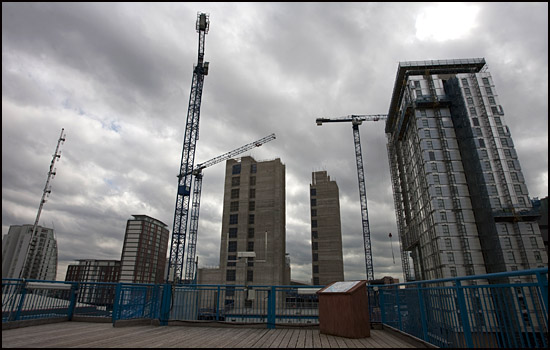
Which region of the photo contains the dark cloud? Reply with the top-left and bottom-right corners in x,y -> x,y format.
2,3 -> 547,283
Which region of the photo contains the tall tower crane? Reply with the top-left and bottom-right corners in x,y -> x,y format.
316,114 -> 387,281
20,128 -> 66,279
184,133 -> 276,282
167,13 -> 210,283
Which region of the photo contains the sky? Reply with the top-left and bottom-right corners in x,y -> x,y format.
2,2 -> 548,283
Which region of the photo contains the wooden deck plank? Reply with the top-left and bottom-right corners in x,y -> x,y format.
268,328 -> 289,348
2,322 -> 428,348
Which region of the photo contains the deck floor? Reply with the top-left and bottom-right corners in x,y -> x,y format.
2,321 -> 426,348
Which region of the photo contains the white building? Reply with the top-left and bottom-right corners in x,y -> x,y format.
386,58 -> 548,282
2,224 -> 58,280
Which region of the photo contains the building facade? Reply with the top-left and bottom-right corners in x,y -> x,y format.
198,156 -> 289,287
310,171 -> 344,285
386,58 -> 548,282
65,259 -> 121,283
2,224 -> 58,280
119,215 -> 169,284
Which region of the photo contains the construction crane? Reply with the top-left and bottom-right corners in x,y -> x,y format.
316,114 -> 388,281
183,133 -> 277,282
167,12 -> 210,283
20,128 -> 66,279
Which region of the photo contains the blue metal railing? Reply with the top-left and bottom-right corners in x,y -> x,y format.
367,267 -> 548,348
3,268 -> 547,348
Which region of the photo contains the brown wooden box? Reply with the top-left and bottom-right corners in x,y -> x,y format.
316,280 -> 370,338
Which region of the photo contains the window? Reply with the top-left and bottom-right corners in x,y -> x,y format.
488,96 -> 496,105
433,174 -> 440,184
485,87 -> 493,95
447,252 -> 455,263
438,199 -> 445,209
534,251 -> 542,263
248,228 -> 254,238
510,172 -> 519,182
230,201 -> 239,212
445,238 -> 452,250
472,118 -> 479,126
311,209 -> 317,217
424,130 -> 431,138
467,97 -> 474,105
312,220 -> 317,228
229,214 -> 238,225
228,241 -> 237,252
529,237 -> 538,248
310,188 -> 316,196
312,242 -> 318,250
429,152 -> 436,161
450,267 -> 457,277
250,163 -> 257,173
226,270 -> 236,281
229,228 -> 238,238
312,231 -> 318,239
313,253 -> 318,262
231,188 -> 239,199
507,251 -> 516,263
514,184 -> 522,195
461,78 -> 469,86
311,198 -> 317,207
478,138 -> 485,148
435,187 -> 443,196
249,201 -> 255,211
232,177 -> 240,186
232,164 -> 241,175
249,188 -> 255,199
249,214 -> 255,225
247,241 -> 254,252
427,141 -> 433,149
482,77 -> 490,85
464,87 -> 471,95
469,107 -> 477,116
313,265 -> 319,274
442,225 -> 450,236
247,270 -> 254,282
491,106 -> 499,115
250,176 -> 256,186
440,212 -> 447,222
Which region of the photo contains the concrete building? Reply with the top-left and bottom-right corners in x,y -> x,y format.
386,58 -> 548,282
65,259 -> 121,283
198,156 -> 289,286
2,224 -> 58,280
119,215 -> 170,284
310,171 -> 344,285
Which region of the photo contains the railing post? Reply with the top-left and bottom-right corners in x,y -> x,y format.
395,285 -> 402,330
112,283 -> 122,326
417,283 -> 429,342
159,283 -> 172,326
67,283 -> 79,321
216,286 -> 221,321
378,287 -> 385,325
267,286 -> 276,329
12,280 -> 28,321
535,270 -> 548,316
455,280 -> 473,348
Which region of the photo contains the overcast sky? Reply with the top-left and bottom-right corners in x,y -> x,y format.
2,2 -> 548,283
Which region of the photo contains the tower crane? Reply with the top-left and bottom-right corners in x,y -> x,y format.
184,133 -> 276,282
316,114 -> 388,281
167,12 -> 210,283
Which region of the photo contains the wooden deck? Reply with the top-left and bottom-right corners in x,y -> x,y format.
2,321 -> 430,348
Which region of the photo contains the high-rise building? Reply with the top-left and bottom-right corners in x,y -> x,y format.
198,156 -> 289,286
65,259 -> 120,306
2,224 -> 58,280
119,215 -> 169,284
310,171 -> 344,285
65,259 -> 121,283
386,58 -> 548,282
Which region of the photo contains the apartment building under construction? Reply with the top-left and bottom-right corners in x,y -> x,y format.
386,58 -> 548,282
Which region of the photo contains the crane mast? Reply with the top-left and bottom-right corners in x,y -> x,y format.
20,128 -> 66,279
167,13 -> 210,283
316,114 -> 388,281
183,133 -> 276,282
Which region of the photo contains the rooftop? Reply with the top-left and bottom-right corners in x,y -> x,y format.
2,320 -> 429,348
